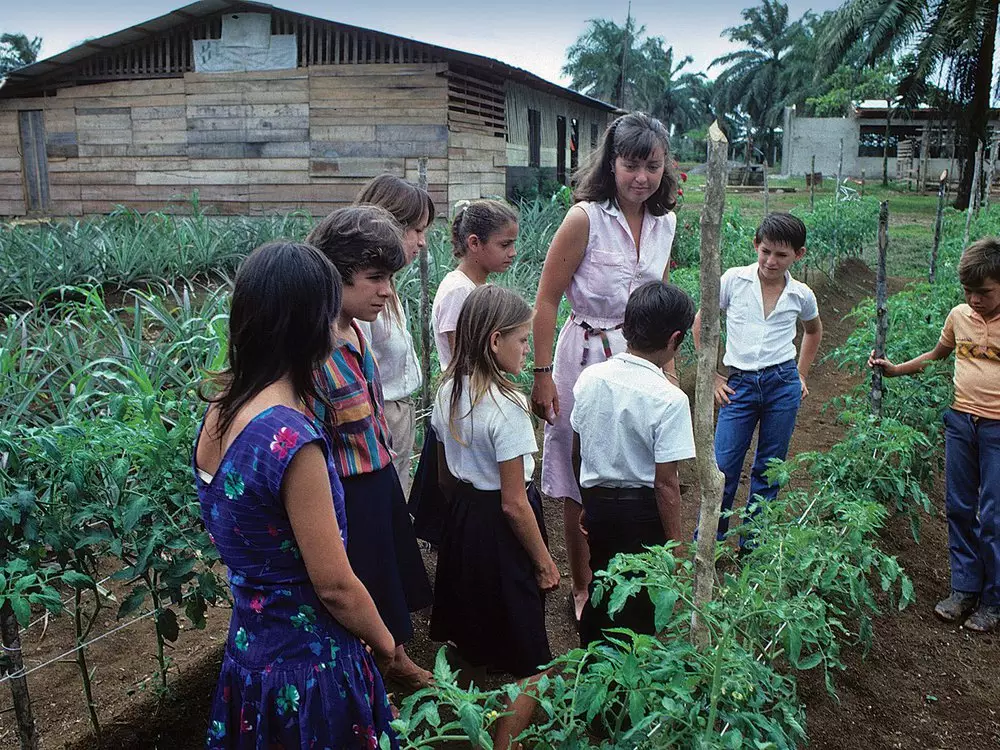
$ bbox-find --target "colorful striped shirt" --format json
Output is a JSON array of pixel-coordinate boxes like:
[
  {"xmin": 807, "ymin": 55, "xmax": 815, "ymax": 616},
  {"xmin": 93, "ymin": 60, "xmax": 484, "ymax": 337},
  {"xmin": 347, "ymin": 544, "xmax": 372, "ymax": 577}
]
[{"xmin": 310, "ymin": 322, "xmax": 395, "ymax": 477}]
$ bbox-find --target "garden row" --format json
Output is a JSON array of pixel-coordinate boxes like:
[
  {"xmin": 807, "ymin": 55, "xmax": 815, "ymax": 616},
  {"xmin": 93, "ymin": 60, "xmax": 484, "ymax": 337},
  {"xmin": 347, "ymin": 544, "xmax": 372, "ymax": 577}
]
[{"xmin": 0, "ymin": 196, "xmax": 977, "ymax": 747}]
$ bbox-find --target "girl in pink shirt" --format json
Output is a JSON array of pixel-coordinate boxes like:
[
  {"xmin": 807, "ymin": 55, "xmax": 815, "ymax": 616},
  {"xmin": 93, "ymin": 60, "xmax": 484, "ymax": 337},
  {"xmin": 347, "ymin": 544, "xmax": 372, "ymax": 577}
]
[{"xmin": 531, "ymin": 112, "xmax": 679, "ymax": 620}]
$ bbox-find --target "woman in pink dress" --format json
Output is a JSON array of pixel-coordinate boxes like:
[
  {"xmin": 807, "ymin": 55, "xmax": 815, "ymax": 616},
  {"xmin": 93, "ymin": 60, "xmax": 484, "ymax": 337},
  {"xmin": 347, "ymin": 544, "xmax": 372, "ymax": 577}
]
[{"xmin": 530, "ymin": 112, "xmax": 679, "ymax": 620}]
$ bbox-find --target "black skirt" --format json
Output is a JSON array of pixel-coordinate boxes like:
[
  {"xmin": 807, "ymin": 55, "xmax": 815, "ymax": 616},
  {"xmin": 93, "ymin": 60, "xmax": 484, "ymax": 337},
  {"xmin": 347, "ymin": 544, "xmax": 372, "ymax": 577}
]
[
  {"xmin": 430, "ymin": 481, "xmax": 552, "ymax": 679},
  {"xmin": 409, "ymin": 427, "xmax": 449, "ymax": 545},
  {"xmin": 342, "ymin": 465, "xmax": 433, "ymax": 646},
  {"xmin": 579, "ymin": 487, "xmax": 666, "ymax": 646}
]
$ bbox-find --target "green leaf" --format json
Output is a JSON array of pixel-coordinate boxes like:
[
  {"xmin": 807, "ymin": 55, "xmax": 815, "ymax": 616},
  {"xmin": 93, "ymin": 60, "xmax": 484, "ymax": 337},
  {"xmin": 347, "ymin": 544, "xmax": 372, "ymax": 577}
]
[
  {"xmin": 652, "ymin": 588, "xmax": 679, "ymax": 632},
  {"xmin": 184, "ymin": 594, "xmax": 207, "ymax": 629},
  {"xmin": 61, "ymin": 570, "xmax": 96, "ymax": 591},
  {"xmin": 122, "ymin": 496, "xmax": 149, "ymax": 534},
  {"xmin": 899, "ymin": 577, "xmax": 915, "ymax": 610},
  {"xmin": 11, "ymin": 595, "xmax": 30, "ymax": 627},
  {"xmin": 787, "ymin": 624, "xmax": 802, "ymax": 667},
  {"xmin": 156, "ymin": 608, "xmax": 180, "ymax": 643},
  {"xmin": 117, "ymin": 585, "xmax": 148, "ymax": 619},
  {"xmin": 457, "ymin": 702, "xmax": 482, "ymax": 744},
  {"xmin": 797, "ymin": 652, "xmax": 823, "ymax": 670}
]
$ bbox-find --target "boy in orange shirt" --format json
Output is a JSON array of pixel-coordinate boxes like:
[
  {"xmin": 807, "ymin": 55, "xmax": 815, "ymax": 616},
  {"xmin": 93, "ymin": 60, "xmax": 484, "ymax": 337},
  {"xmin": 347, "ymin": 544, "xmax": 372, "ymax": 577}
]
[{"xmin": 870, "ymin": 238, "xmax": 1000, "ymax": 633}]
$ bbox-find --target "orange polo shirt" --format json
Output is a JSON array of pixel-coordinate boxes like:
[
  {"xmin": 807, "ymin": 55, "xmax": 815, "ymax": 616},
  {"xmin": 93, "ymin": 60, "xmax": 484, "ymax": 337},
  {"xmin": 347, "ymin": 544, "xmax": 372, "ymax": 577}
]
[{"xmin": 939, "ymin": 304, "xmax": 1000, "ymax": 420}]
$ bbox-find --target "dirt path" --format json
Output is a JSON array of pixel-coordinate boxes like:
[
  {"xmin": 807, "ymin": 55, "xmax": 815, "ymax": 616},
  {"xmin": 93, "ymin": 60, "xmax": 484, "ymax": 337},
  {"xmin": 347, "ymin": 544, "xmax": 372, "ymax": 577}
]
[{"xmin": 4, "ymin": 260, "xmax": 997, "ymax": 749}]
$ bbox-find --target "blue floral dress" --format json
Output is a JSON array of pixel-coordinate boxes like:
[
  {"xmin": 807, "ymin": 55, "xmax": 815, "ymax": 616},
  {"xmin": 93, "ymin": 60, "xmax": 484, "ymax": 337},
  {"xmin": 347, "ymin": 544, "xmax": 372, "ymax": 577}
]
[{"xmin": 195, "ymin": 405, "xmax": 398, "ymax": 750}]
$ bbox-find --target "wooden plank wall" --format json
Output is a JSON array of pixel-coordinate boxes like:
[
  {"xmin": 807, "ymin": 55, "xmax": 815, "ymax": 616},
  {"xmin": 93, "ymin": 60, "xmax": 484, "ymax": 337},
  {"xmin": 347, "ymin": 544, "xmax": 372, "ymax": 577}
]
[
  {"xmin": 506, "ymin": 82, "xmax": 613, "ymax": 172},
  {"xmin": 0, "ymin": 63, "xmax": 450, "ymax": 217},
  {"xmin": 0, "ymin": 111, "xmax": 23, "ymax": 215},
  {"xmin": 444, "ymin": 67, "xmax": 507, "ymax": 206}
]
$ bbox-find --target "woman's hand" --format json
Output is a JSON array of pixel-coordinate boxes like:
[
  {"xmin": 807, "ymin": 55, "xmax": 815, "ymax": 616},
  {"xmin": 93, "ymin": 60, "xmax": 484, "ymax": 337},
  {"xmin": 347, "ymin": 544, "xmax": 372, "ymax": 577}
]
[
  {"xmin": 530, "ymin": 372, "xmax": 559, "ymax": 424},
  {"xmin": 535, "ymin": 555, "xmax": 561, "ymax": 593},
  {"xmin": 714, "ymin": 373, "xmax": 736, "ymax": 406}
]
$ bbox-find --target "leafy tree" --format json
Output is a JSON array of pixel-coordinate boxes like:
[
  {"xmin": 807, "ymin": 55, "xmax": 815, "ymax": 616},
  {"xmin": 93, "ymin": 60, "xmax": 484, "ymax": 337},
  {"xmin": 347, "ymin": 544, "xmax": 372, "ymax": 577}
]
[
  {"xmin": 710, "ymin": 0, "xmax": 813, "ymax": 165},
  {"xmin": 822, "ymin": 0, "xmax": 999, "ymax": 209},
  {"xmin": 637, "ymin": 44, "xmax": 713, "ymax": 134},
  {"xmin": 562, "ymin": 16, "xmax": 648, "ymax": 109},
  {"xmin": 806, "ymin": 60, "xmax": 896, "ymax": 117},
  {"xmin": 563, "ymin": 17, "xmax": 713, "ymax": 133},
  {"xmin": 0, "ymin": 33, "xmax": 42, "ymax": 78}
]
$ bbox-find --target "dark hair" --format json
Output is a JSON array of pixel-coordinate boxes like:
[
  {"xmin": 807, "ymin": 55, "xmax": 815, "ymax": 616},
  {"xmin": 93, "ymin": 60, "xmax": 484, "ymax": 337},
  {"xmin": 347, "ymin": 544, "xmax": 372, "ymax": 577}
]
[
  {"xmin": 202, "ymin": 241, "xmax": 341, "ymax": 438},
  {"xmin": 306, "ymin": 205, "xmax": 405, "ymax": 283},
  {"xmin": 355, "ymin": 173, "xmax": 436, "ymax": 228},
  {"xmin": 755, "ymin": 213, "xmax": 807, "ymax": 250},
  {"xmin": 574, "ymin": 112, "xmax": 678, "ymax": 215},
  {"xmin": 959, "ymin": 237, "xmax": 1000, "ymax": 287},
  {"xmin": 623, "ymin": 281, "xmax": 695, "ymax": 352},
  {"xmin": 451, "ymin": 199, "xmax": 518, "ymax": 258}
]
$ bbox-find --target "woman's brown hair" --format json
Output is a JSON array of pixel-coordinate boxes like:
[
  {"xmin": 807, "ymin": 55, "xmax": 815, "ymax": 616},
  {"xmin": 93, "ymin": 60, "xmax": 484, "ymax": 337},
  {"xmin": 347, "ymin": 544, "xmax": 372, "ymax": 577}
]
[{"xmin": 573, "ymin": 112, "xmax": 678, "ymax": 215}]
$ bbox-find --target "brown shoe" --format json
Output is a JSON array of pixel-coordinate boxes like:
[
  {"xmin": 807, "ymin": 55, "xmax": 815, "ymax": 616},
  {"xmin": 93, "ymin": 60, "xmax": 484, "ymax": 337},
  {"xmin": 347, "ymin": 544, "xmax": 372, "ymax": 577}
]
[
  {"xmin": 964, "ymin": 605, "xmax": 1000, "ymax": 634},
  {"xmin": 934, "ymin": 591, "xmax": 979, "ymax": 623}
]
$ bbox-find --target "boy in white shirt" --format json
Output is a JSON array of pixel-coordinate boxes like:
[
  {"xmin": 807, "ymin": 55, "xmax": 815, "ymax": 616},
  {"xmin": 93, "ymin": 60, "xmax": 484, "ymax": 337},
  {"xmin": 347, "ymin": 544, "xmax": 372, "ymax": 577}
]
[
  {"xmin": 571, "ymin": 281, "xmax": 696, "ymax": 644},
  {"xmin": 694, "ymin": 212, "xmax": 823, "ymax": 547}
]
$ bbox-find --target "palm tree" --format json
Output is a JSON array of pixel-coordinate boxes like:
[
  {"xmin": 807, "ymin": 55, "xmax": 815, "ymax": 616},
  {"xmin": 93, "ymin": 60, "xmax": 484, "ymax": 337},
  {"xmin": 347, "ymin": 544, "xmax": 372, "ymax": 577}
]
[
  {"xmin": 0, "ymin": 33, "xmax": 42, "ymax": 78},
  {"xmin": 710, "ymin": 0, "xmax": 813, "ymax": 166},
  {"xmin": 562, "ymin": 15, "xmax": 649, "ymax": 109},
  {"xmin": 638, "ymin": 44, "xmax": 713, "ymax": 134},
  {"xmin": 822, "ymin": 0, "xmax": 999, "ymax": 209}
]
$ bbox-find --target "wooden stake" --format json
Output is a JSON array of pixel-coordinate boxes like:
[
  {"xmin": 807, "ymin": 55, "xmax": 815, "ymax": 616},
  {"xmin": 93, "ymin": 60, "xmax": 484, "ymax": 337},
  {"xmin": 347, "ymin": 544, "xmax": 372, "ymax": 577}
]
[
  {"xmin": 832, "ymin": 138, "xmax": 844, "ymax": 277},
  {"xmin": 930, "ymin": 170, "xmax": 948, "ymax": 284},
  {"xmin": 762, "ymin": 159, "xmax": 769, "ymax": 217},
  {"xmin": 964, "ymin": 143, "xmax": 983, "ymax": 249},
  {"xmin": 809, "ymin": 154, "xmax": 815, "ymax": 211},
  {"xmin": 1, "ymin": 601, "xmax": 39, "ymax": 750},
  {"xmin": 985, "ymin": 139, "xmax": 997, "ymax": 213},
  {"xmin": 860, "ymin": 169, "xmax": 865, "ymax": 196},
  {"xmin": 417, "ymin": 156, "xmax": 431, "ymax": 424},
  {"xmin": 871, "ymin": 200, "xmax": 889, "ymax": 418},
  {"xmin": 691, "ymin": 121, "xmax": 728, "ymax": 649}
]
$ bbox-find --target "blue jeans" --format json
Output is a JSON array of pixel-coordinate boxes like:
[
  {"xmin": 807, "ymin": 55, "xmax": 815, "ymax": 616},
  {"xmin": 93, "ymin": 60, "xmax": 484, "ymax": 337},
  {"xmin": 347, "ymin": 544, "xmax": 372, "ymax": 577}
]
[
  {"xmin": 714, "ymin": 360, "xmax": 802, "ymax": 543},
  {"xmin": 943, "ymin": 409, "xmax": 1000, "ymax": 606}
]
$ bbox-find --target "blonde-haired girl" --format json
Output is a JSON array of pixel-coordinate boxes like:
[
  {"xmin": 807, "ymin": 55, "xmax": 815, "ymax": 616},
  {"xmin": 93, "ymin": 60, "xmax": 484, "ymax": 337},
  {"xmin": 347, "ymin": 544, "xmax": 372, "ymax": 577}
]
[
  {"xmin": 411, "ymin": 198, "xmax": 519, "ymax": 545},
  {"xmin": 430, "ymin": 285, "xmax": 558, "ymax": 689}
]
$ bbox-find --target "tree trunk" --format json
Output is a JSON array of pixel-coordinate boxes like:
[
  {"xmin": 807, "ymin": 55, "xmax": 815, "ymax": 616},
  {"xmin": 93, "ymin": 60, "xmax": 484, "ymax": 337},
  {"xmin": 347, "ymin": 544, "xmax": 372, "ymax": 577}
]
[
  {"xmin": 956, "ymin": 0, "xmax": 999, "ymax": 210},
  {"xmin": 417, "ymin": 157, "xmax": 431, "ymax": 426},
  {"xmin": 691, "ymin": 121, "xmax": 728, "ymax": 649}
]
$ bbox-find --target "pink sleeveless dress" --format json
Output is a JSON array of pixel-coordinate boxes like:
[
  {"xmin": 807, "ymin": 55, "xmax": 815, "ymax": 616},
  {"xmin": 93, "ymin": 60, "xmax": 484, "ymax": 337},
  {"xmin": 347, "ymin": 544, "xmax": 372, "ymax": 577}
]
[{"xmin": 541, "ymin": 200, "xmax": 676, "ymax": 503}]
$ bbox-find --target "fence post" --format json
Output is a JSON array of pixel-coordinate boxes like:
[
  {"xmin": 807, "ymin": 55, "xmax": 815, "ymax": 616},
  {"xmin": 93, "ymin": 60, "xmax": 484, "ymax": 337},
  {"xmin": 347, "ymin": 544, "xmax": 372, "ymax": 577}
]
[
  {"xmin": 929, "ymin": 170, "xmax": 948, "ymax": 284},
  {"xmin": 1, "ymin": 601, "xmax": 40, "ymax": 750},
  {"xmin": 860, "ymin": 169, "xmax": 865, "ymax": 196},
  {"xmin": 986, "ymin": 139, "xmax": 998, "ymax": 213},
  {"xmin": 809, "ymin": 154, "xmax": 816, "ymax": 211},
  {"xmin": 870, "ymin": 201, "xmax": 889, "ymax": 418},
  {"xmin": 831, "ymin": 138, "xmax": 844, "ymax": 278},
  {"xmin": 762, "ymin": 159, "xmax": 769, "ymax": 217},
  {"xmin": 417, "ymin": 157, "xmax": 431, "ymax": 424},
  {"xmin": 964, "ymin": 143, "xmax": 983, "ymax": 249},
  {"xmin": 691, "ymin": 121, "xmax": 728, "ymax": 649}
]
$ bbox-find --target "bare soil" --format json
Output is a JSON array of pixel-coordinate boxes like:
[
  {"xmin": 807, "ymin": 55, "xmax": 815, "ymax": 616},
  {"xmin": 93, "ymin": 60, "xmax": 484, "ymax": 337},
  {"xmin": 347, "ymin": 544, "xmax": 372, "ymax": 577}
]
[{"xmin": 2, "ymin": 259, "xmax": 997, "ymax": 749}]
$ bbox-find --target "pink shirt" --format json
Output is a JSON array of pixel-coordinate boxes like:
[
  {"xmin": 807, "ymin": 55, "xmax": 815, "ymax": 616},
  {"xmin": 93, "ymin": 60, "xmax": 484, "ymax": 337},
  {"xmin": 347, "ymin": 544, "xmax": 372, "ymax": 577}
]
[{"xmin": 566, "ymin": 201, "xmax": 677, "ymax": 328}]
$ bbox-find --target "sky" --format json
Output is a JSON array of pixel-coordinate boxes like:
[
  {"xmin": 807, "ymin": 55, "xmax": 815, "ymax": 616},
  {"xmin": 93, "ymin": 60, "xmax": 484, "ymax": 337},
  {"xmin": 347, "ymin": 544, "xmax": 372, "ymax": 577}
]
[{"xmin": 5, "ymin": 0, "xmax": 844, "ymax": 86}]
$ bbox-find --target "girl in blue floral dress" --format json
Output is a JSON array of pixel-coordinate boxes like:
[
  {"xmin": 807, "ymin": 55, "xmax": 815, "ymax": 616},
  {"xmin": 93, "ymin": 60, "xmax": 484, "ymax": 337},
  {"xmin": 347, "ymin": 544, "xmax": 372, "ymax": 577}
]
[{"xmin": 194, "ymin": 241, "xmax": 399, "ymax": 749}]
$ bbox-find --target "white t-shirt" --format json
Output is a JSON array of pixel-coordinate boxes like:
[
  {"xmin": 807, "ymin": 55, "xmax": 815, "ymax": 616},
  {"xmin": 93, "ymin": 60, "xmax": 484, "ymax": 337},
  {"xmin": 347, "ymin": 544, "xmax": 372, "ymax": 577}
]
[
  {"xmin": 719, "ymin": 263, "xmax": 819, "ymax": 371},
  {"xmin": 358, "ymin": 301, "xmax": 421, "ymax": 402},
  {"xmin": 570, "ymin": 353, "xmax": 695, "ymax": 489},
  {"xmin": 431, "ymin": 269, "xmax": 477, "ymax": 371},
  {"xmin": 431, "ymin": 378, "xmax": 536, "ymax": 491}
]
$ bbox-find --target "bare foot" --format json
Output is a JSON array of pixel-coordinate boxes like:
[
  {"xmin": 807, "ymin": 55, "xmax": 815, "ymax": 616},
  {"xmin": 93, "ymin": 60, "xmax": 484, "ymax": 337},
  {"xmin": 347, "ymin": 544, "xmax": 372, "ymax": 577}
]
[{"xmin": 384, "ymin": 646, "xmax": 433, "ymax": 691}]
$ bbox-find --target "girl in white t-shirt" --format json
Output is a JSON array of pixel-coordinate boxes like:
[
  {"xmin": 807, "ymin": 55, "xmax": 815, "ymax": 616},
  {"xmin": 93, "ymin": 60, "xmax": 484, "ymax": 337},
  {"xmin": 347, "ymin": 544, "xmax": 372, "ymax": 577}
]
[
  {"xmin": 430, "ymin": 284, "xmax": 559, "ymax": 748},
  {"xmin": 412, "ymin": 199, "xmax": 520, "ymax": 543},
  {"xmin": 355, "ymin": 174, "xmax": 435, "ymax": 497}
]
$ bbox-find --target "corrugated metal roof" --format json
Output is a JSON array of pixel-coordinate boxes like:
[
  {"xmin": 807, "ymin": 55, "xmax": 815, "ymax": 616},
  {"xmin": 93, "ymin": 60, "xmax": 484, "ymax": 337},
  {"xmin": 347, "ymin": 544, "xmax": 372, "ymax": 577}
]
[{"xmin": 0, "ymin": 0, "xmax": 617, "ymax": 112}]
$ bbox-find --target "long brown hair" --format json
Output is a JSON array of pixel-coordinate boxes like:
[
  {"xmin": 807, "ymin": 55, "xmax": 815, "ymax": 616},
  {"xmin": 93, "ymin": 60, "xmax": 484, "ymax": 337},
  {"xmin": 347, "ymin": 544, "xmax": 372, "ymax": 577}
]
[
  {"xmin": 355, "ymin": 174, "xmax": 436, "ymax": 324},
  {"xmin": 442, "ymin": 284, "xmax": 532, "ymax": 441},
  {"xmin": 450, "ymin": 199, "xmax": 518, "ymax": 258},
  {"xmin": 574, "ymin": 112, "xmax": 678, "ymax": 215},
  {"xmin": 201, "ymin": 241, "xmax": 341, "ymax": 438}
]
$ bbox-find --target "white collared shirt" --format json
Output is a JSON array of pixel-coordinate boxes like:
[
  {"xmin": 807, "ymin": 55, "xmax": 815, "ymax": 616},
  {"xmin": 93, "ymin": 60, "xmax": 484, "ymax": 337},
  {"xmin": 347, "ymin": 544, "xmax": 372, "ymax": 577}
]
[
  {"xmin": 357, "ymin": 302, "xmax": 422, "ymax": 403},
  {"xmin": 431, "ymin": 269, "xmax": 477, "ymax": 371},
  {"xmin": 719, "ymin": 263, "xmax": 819, "ymax": 371},
  {"xmin": 570, "ymin": 353, "xmax": 695, "ymax": 489},
  {"xmin": 431, "ymin": 379, "xmax": 536, "ymax": 491}
]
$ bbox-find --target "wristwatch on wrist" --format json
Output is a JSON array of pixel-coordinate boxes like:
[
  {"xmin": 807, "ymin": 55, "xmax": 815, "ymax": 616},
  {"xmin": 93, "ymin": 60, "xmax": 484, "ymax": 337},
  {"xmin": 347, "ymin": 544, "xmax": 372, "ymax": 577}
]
[{"xmin": 533, "ymin": 365, "xmax": 554, "ymax": 374}]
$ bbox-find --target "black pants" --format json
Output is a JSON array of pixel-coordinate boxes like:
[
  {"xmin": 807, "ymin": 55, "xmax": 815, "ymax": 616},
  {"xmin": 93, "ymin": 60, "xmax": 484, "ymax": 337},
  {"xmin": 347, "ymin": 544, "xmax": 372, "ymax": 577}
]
[{"xmin": 579, "ymin": 487, "xmax": 666, "ymax": 646}]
